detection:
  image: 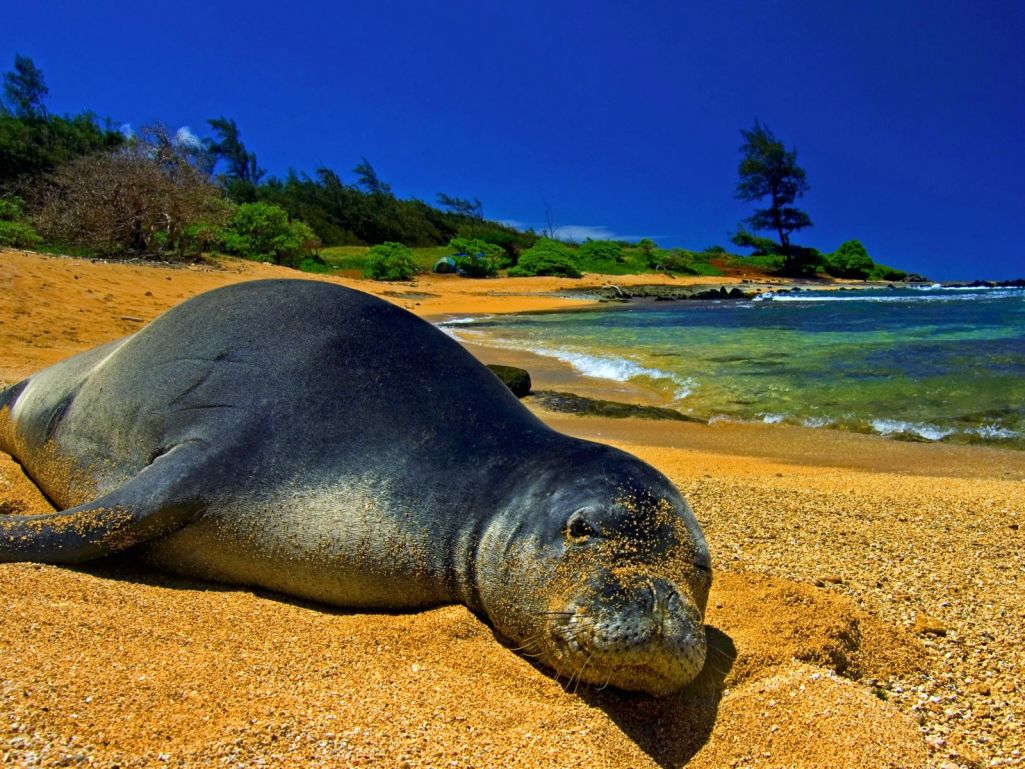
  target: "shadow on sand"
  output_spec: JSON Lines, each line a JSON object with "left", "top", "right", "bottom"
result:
{"left": 574, "top": 627, "right": 735, "bottom": 769}
{"left": 78, "top": 557, "right": 736, "bottom": 768}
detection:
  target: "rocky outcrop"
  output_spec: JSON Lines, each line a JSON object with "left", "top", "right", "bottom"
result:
{"left": 587, "top": 284, "right": 755, "bottom": 301}
{"left": 486, "top": 365, "right": 532, "bottom": 398}
{"left": 527, "top": 390, "right": 705, "bottom": 422}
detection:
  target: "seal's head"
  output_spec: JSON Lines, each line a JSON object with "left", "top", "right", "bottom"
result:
{"left": 476, "top": 444, "right": 711, "bottom": 696}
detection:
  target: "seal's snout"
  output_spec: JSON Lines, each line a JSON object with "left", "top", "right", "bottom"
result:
{"left": 548, "top": 573, "right": 707, "bottom": 697}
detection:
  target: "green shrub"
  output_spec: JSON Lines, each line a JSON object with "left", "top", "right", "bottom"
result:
{"left": 457, "top": 225, "right": 536, "bottom": 264}
{"left": 448, "top": 236, "right": 505, "bottom": 277}
{"left": 0, "top": 196, "right": 41, "bottom": 248}
{"left": 577, "top": 239, "right": 625, "bottom": 264}
{"left": 868, "top": 263, "right": 907, "bottom": 281}
{"left": 635, "top": 238, "right": 658, "bottom": 266}
{"left": 781, "top": 245, "right": 825, "bottom": 276}
{"left": 217, "top": 202, "right": 319, "bottom": 268}
{"left": 364, "top": 241, "right": 417, "bottom": 281}
{"left": 647, "top": 248, "right": 723, "bottom": 276}
{"left": 507, "top": 238, "right": 581, "bottom": 278}
{"left": 298, "top": 254, "right": 334, "bottom": 274}
{"left": 652, "top": 248, "right": 694, "bottom": 272}
{"left": 825, "top": 240, "right": 874, "bottom": 279}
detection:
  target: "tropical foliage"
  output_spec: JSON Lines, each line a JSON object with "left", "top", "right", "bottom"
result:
{"left": 0, "top": 196, "right": 41, "bottom": 248}
{"left": 364, "top": 241, "right": 418, "bottom": 281}
{"left": 216, "top": 202, "right": 319, "bottom": 268}
{"left": 0, "top": 55, "right": 912, "bottom": 281}
{"left": 508, "top": 238, "right": 581, "bottom": 278}
{"left": 448, "top": 237, "right": 506, "bottom": 277}
{"left": 824, "top": 240, "right": 874, "bottom": 279}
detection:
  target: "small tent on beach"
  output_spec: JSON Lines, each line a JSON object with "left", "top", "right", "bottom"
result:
{"left": 433, "top": 256, "right": 458, "bottom": 273}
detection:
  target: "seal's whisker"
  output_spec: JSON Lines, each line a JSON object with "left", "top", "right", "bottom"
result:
{"left": 705, "top": 645, "right": 736, "bottom": 665}
{"left": 570, "top": 651, "right": 596, "bottom": 694}
{"left": 506, "top": 634, "right": 544, "bottom": 653}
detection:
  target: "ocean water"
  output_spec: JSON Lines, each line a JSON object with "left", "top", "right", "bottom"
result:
{"left": 440, "top": 286, "right": 1025, "bottom": 448}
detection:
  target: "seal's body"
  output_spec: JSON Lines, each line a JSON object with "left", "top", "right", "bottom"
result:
{"left": 0, "top": 280, "right": 711, "bottom": 695}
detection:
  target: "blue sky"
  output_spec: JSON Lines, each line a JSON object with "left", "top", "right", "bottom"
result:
{"left": 3, "top": 1, "right": 1023, "bottom": 279}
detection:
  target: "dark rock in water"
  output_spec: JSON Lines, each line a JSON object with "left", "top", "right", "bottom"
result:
{"left": 580, "top": 285, "right": 755, "bottom": 301}
{"left": 528, "top": 390, "right": 706, "bottom": 422}
{"left": 691, "top": 287, "right": 739, "bottom": 300}
{"left": 941, "top": 278, "right": 1025, "bottom": 289}
{"left": 486, "top": 365, "right": 532, "bottom": 398}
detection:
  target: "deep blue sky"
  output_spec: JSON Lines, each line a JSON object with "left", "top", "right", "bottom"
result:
{"left": 4, "top": 1, "right": 1023, "bottom": 279}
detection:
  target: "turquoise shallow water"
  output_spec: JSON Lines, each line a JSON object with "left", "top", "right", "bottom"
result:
{"left": 441, "top": 286, "right": 1025, "bottom": 448}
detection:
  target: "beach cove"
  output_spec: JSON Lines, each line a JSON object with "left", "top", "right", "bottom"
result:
{"left": 2, "top": 250, "right": 1023, "bottom": 768}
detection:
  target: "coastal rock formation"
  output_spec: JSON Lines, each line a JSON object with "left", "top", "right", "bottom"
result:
{"left": 590, "top": 284, "right": 755, "bottom": 301}
{"left": 485, "top": 364, "right": 532, "bottom": 397}
{"left": 529, "top": 390, "right": 706, "bottom": 422}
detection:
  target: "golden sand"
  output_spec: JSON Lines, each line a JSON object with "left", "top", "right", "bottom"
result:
{"left": 2, "top": 249, "right": 1023, "bottom": 768}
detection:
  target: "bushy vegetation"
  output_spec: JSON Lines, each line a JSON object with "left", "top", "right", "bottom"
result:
{"left": 782, "top": 245, "right": 825, "bottom": 276}
{"left": 0, "top": 196, "right": 41, "bottom": 247}
{"left": 0, "top": 55, "right": 914, "bottom": 281}
{"left": 0, "top": 55, "right": 526, "bottom": 266}
{"left": 216, "top": 201, "right": 319, "bottom": 268}
{"left": 364, "top": 241, "right": 417, "bottom": 281}
{"left": 28, "top": 126, "right": 229, "bottom": 259}
{"left": 824, "top": 240, "right": 874, "bottom": 279}
{"left": 867, "top": 263, "right": 907, "bottom": 281}
{"left": 448, "top": 236, "right": 505, "bottom": 277}
{"left": 649, "top": 247, "right": 722, "bottom": 276}
{"left": 508, "top": 238, "right": 581, "bottom": 278}
{"left": 577, "top": 239, "right": 625, "bottom": 265}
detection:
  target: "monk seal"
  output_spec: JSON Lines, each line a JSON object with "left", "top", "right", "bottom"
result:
{"left": 0, "top": 279, "right": 711, "bottom": 695}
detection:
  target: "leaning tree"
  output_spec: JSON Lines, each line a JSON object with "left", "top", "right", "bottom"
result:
{"left": 735, "top": 120, "right": 812, "bottom": 253}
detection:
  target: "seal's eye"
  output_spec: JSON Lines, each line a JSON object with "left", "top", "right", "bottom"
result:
{"left": 565, "top": 511, "right": 597, "bottom": 540}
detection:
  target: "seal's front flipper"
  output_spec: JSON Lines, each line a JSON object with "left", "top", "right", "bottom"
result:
{"left": 0, "top": 442, "right": 206, "bottom": 564}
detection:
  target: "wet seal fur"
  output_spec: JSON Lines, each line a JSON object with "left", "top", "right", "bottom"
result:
{"left": 0, "top": 280, "right": 711, "bottom": 695}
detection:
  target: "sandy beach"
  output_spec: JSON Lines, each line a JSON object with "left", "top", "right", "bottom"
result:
{"left": 2, "top": 250, "right": 1023, "bottom": 768}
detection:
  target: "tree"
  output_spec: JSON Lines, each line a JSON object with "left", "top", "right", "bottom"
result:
{"left": 1, "top": 111, "right": 121, "bottom": 183}
{"left": 205, "top": 116, "right": 264, "bottom": 198}
{"left": 735, "top": 120, "right": 811, "bottom": 253}
{"left": 437, "top": 193, "right": 483, "bottom": 219}
{"left": 2, "top": 55, "right": 48, "bottom": 120}
{"left": 352, "top": 157, "right": 392, "bottom": 196}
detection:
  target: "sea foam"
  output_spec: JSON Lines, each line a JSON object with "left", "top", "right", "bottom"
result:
{"left": 870, "top": 419, "right": 955, "bottom": 441}
{"left": 436, "top": 321, "right": 696, "bottom": 400}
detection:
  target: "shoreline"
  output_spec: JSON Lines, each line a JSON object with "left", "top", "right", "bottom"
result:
{"left": 438, "top": 291, "right": 1025, "bottom": 456}
{"left": 3, "top": 249, "right": 1024, "bottom": 767}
